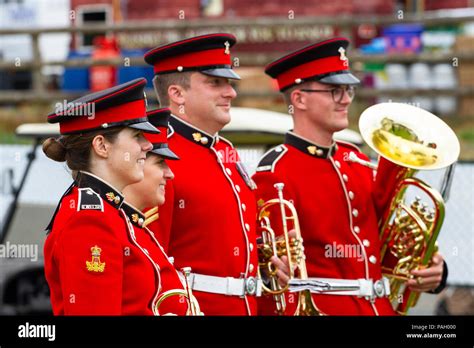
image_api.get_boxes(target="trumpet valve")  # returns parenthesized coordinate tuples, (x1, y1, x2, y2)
(425, 209, 435, 222)
(411, 196, 422, 209)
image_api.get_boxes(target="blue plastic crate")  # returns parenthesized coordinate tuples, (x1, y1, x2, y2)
(383, 24, 424, 53)
(118, 49, 154, 88)
(62, 50, 91, 91)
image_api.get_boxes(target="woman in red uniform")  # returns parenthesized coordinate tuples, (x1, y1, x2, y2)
(122, 108, 197, 316)
(43, 78, 186, 315)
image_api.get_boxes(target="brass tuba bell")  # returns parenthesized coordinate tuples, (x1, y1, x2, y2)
(257, 183, 324, 316)
(358, 102, 460, 315)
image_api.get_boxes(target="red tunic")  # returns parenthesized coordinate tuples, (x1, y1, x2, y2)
(252, 131, 396, 316)
(147, 116, 259, 315)
(44, 171, 187, 315)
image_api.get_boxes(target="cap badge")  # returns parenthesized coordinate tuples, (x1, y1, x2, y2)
(224, 41, 230, 55)
(338, 47, 348, 61)
(86, 245, 106, 273)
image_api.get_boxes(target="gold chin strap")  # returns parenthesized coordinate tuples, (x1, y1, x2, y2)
(143, 206, 159, 228)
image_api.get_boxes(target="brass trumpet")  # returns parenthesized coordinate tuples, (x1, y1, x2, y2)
(358, 102, 460, 315)
(257, 183, 323, 316)
(154, 267, 203, 316)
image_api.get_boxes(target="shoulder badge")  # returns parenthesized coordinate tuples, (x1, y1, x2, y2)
(255, 145, 288, 173)
(86, 245, 106, 273)
(78, 188, 104, 211)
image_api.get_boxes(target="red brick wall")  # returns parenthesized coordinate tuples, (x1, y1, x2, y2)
(425, 0, 470, 10)
(71, 0, 394, 20)
(125, 0, 201, 20)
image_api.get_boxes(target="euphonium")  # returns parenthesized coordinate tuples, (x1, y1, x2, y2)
(257, 183, 323, 316)
(154, 267, 203, 316)
(357, 102, 460, 315)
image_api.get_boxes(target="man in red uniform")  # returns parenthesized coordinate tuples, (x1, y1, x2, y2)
(252, 38, 448, 315)
(143, 33, 289, 315)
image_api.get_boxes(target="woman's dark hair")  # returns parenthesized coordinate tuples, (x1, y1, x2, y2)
(42, 127, 124, 173)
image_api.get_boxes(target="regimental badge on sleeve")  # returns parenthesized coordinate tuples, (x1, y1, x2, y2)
(86, 245, 106, 273)
(236, 161, 257, 190)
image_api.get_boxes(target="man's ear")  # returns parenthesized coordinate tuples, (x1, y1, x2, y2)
(168, 84, 186, 106)
(91, 134, 109, 159)
(291, 89, 307, 111)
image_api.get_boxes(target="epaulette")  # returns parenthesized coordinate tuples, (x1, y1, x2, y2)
(255, 145, 288, 173)
(336, 140, 362, 154)
(77, 188, 104, 212)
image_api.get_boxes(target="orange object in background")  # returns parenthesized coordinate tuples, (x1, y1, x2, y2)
(90, 36, 120, 92)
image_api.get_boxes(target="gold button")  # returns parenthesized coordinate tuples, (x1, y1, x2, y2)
(245, 223, 250, 232)
(354, 226, 360, 233)
(335, 160, 341, 168)
(342, 174, 348, 182)
(249, 264, 254, 273)
(363, 239, 370, 247)
(226, 168, 232, 175)
(200, 137, 209, 145)
(352, 209, 359, 217)
(348, 191, 354, 200)
(242, 203, 246, 212)
(235, 185, 241, 193)
(369, 255, 377, 264)
(249, 243, 254, 251)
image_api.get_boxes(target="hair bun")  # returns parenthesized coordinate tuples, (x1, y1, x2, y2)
(42, 137, 67, 162)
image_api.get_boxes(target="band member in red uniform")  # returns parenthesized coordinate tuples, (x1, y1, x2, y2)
(252, 38, 448, 315)
(123, 108, 192, 316)
(143, 33, 289, 315)
(43, 78, 182, 315)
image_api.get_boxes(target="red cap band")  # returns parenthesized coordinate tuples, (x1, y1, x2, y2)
(276, 56, 349, 90)
(145, 128, 167, 144)
(153, 48, 232, 74)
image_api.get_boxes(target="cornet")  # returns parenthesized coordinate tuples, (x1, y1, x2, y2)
(257, 183, 323, 316)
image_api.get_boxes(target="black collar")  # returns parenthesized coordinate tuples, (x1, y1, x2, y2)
(285, 131, 337, 159)
(75, 171, 125, 209)
(169, 115, 218, 149)
(121, 202, 146, 228)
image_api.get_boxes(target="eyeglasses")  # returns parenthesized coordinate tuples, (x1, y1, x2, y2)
(300, 85, 356, 103)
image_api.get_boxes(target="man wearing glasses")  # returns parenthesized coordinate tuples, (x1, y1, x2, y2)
(252, 38, 447, 315)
